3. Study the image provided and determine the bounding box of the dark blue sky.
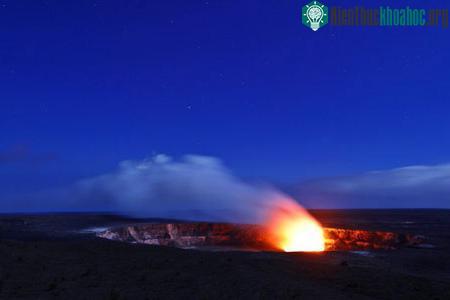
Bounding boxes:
[1,0,450,202]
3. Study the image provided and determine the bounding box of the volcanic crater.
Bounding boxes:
[97,222,424,251]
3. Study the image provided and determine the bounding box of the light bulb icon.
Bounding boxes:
[304,1,327,31]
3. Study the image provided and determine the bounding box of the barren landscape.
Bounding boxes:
[1,209,449,299]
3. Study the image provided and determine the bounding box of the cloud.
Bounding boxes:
[0,144,57,165]
[8,154,301,223]
[293,164,450,208]
[0,145,29,163]
[7,154,449,214]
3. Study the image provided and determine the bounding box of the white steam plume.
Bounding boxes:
[56,154,299,223]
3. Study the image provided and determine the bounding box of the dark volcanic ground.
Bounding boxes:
[0,210,450,299]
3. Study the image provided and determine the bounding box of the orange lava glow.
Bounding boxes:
[266,198,325,252]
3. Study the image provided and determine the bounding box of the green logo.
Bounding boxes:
[302,1,328,31]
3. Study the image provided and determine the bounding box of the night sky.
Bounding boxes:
[1,0,450,209]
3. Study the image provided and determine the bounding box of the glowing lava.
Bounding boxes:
[266,198,325,252]
[275,216,325,252]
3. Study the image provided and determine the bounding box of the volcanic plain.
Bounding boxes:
[0,209,449,299]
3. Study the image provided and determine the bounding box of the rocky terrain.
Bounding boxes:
[97,222,423,251]
[0,210,449,299]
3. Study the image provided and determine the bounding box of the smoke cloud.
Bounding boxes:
[14,154,297,223]
[7,157,450,215]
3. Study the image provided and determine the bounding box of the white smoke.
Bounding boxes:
[59,154,292,223]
